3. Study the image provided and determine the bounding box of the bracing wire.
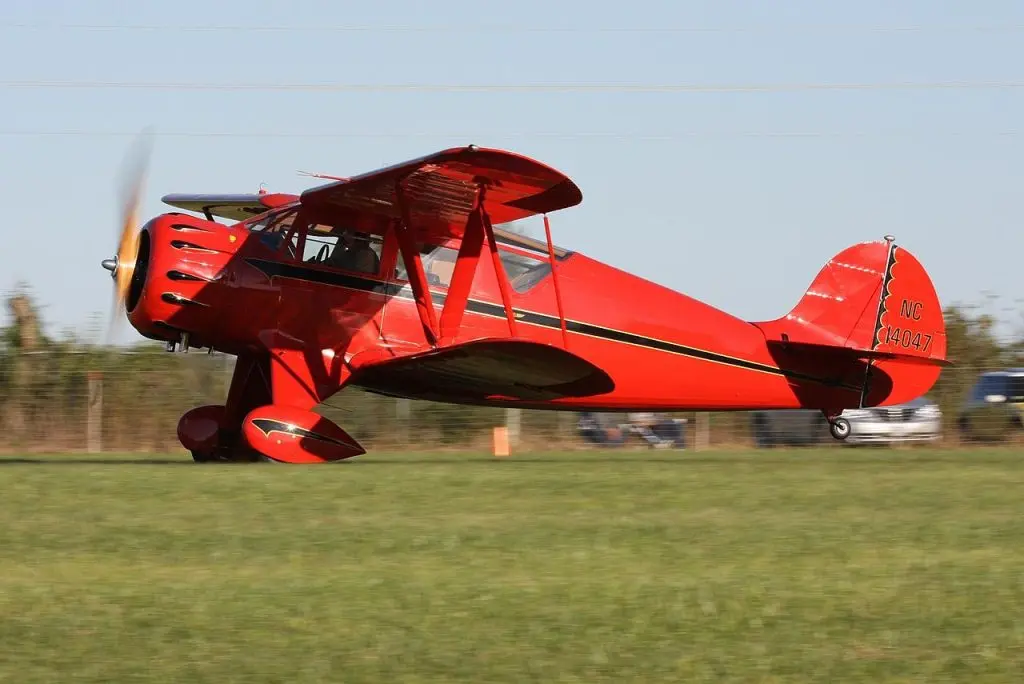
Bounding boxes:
[3,79,1024,93]
[4,22,1024,34]
[0,129,1022,139]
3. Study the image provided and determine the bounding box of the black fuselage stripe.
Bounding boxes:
[245,258,859,391]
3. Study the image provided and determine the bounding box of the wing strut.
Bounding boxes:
[391,177,520,346]
[394,180,440,347]
[438,186,487,343]
[437,183,518,341]
[479,185,519,338]
[543,214,569,349]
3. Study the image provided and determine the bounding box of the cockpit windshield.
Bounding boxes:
[243,207,299,253]
[245,207,297,232]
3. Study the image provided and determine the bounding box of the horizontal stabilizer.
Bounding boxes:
[349,339,614,402]
[766,340,953,367]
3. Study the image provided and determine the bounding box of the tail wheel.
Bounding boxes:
[829,417,851,441]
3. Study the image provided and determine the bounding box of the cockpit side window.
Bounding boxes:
[391,241,553,294]
[394,243,458,288]
[498,249,553,293]
[301,224,383,277]
[244,209,385,277]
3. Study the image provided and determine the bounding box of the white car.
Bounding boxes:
[840,397,942,445]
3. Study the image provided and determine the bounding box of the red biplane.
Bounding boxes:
[102,145,949,462]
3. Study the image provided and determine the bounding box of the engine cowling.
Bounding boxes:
[242,405,365,463]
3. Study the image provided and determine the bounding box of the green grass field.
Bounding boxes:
[1,448,1022,682]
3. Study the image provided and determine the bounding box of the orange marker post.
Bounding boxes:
[493,426,510,457]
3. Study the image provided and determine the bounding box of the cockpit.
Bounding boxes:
[242,205,570,294]
[243,207,382,275]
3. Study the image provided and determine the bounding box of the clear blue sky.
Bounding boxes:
[2,0,1023,344]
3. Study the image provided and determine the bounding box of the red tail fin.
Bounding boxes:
[755,238,948,406]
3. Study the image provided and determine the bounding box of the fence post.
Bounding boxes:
[558,410,573,447]
[694,411,709,451]
[506,408,521,450]
[395,398,411,445]
[87,370,103,453]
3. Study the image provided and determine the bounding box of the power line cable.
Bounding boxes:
[4,80,1024,93]
[4,22,1024,34]
[0,129,1021,139]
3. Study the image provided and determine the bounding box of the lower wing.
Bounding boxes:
[347,338,615,403]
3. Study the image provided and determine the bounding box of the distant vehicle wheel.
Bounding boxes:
[829,417,851,441]
[956,416,973,443]
[191,450,214,463]
[752,414,773,448]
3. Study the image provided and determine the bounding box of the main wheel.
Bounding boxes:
[829,417,851,441]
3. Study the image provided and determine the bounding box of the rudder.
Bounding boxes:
[870,244,946,362]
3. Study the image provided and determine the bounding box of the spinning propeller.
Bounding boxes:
[101,130,153,341]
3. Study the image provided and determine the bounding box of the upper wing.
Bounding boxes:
[162,192,299,221]
[299,146,582,238]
